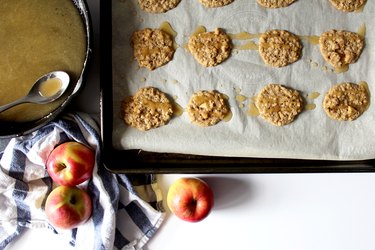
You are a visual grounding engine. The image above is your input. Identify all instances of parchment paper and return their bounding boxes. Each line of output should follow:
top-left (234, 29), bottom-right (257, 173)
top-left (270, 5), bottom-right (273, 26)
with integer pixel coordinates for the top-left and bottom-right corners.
top-left (111, 0), bottom-right (375, 160)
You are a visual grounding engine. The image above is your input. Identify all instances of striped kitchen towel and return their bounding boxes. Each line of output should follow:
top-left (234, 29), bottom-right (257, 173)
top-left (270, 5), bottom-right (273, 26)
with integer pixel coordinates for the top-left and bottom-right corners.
top-left (0, 112), bottom-right (165, 250)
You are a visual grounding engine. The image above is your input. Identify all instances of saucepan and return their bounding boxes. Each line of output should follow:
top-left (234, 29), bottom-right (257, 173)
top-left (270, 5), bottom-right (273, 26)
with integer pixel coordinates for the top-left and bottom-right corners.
top-left (0, 0), bottom-right (92, 138)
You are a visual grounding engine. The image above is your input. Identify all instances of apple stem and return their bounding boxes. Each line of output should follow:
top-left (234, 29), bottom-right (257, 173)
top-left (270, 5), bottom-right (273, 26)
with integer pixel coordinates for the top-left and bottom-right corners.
top-left (188, 200), bottom-right (197, 210)
top-left (56, 163), bottom-right (67, 172)
top-left (70, 195), bottom-right (77, 205)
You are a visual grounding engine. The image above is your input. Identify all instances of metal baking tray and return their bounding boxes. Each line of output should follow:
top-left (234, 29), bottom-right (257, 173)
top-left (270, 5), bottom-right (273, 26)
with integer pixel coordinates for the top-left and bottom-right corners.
top-left (100, 0), bottom-right (375, 173)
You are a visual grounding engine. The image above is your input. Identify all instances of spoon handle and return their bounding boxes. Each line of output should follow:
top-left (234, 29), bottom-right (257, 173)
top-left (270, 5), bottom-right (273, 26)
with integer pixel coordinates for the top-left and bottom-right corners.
top-left (0, 98), bottom-right (27, 113)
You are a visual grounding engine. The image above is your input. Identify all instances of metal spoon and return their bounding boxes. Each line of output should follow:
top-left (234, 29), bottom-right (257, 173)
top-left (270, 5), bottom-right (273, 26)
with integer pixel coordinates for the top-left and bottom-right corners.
top-left (0, 71), bottom-right (70, 113)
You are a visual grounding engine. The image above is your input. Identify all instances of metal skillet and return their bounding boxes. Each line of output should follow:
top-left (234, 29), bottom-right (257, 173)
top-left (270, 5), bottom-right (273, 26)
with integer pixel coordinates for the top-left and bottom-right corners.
top-left (0, 0), bottom-right (92, 138)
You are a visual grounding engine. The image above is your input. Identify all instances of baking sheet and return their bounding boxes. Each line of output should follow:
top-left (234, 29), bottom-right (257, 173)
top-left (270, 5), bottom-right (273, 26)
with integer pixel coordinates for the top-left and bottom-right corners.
top-left (111, 0), bottom-right (375, 161)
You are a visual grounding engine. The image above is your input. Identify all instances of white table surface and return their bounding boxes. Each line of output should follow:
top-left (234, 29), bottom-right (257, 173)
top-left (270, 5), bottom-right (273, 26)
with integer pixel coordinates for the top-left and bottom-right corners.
top-left (8, 173), bottom-right (375, 250)
top-left (6, 1), bottom-right (375, 250)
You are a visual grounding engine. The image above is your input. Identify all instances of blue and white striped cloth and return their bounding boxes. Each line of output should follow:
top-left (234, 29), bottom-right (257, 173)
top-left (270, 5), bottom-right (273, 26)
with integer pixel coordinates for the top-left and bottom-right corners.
top-left (0, 113), bottom-right (165, 250)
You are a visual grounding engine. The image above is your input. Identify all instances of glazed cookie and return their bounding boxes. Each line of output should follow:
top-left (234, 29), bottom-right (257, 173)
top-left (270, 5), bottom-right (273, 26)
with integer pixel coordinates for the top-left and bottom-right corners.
top-left (137, 0), bottom-right (181, 13)
top-left (259, 29), bottom-right (302, 67)
top-left (131, 28), bottom-right (175, 70)
top-left (122, 87), bottom-right (173, 131)
top-left (257, 0), bottom-right (297, 8)
top-left (187, 90), bottom-right (230, 126)
top-left (199, 0), bottom-right (234, 8)
top-left (188, 28), bottom-right (232, 67)
top-left (323, 82), bottom-right (369, 121)
top-left (256, 84), bottom-right (304, 126)
top-left (319, 30), bottom-right (364, 68)
top-left (329, 0), bottom-right (366, 12)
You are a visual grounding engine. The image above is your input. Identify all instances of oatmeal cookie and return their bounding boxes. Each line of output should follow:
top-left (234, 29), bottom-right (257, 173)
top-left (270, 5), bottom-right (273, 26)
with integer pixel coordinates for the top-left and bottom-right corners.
top-left (137, 0), bottom-right (181, 13)
top-left (187, 90), bottom-right (230, 126)
top-left (188, 28), bottom-right (232, 67)
top-left (257, 0), bottom-right (297, 8)
top-left (199, 0), bottom-right (235, 8)
top-left (122, 87), bottom-right (173, 131)
top-left (131, 28), bottom-right (175, 70)
top-left (329, 0), bottom-right (366, 12)
top-left (259, 29), bottom-right (302, 67)
top-left (319, 30), bottom-right (364, 68)
top-left (256, 84), bottom-right (304, 126)
top-left (323, 82), bottom-right (369, 121)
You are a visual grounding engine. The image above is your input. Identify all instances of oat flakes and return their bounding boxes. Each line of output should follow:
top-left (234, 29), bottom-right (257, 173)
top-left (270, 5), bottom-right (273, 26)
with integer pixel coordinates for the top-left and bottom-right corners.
top-left (259, 29), bottom-right (303, 67)
top-left (319, 29), bottom-right (364, 68)
top-left (122, 87), bottom-right (173, 131)
top-left (323, 82), bottom-right (369, 121)
top-left (131, 28), bottom-right (175, 71)
top-left (137, 0), bottom-right (181, 13)
top-left (329, 0), bottom-right (366, 12)
top-left (188, 28), bottom-right (232, 67)
top-left (199, 0), bottom-right (235, 8)
top-left (256, 84), bottom-right (304, 126)
top-left (257, 0), bottom-right (297, 8)
top-left (187, 90), bottom-right (230, 126)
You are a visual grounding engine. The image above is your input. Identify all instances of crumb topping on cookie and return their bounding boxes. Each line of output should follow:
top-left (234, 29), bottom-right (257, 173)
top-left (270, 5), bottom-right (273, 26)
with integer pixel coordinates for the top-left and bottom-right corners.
top-left (319, 30), bottom-right (364, 68)
top-left (256, 84), bottom-right (304, 126)
top-left (257, 0), bottom-right (297, 8)
top-left (137, 0), bottom-right (181, 13)
top-left (323, 82), bottom-right (369, 121)
top-left (199, 0), bottom-right (235, 8)
top-left (259, 29), bottom-right (302, 67)
top-left (328, 0), bottom-right (366, 12)
top-left (187, 90), bottom-right (230, 126)
top-left (188, 28), bottom-right (232, 67)
top-left (122, 87), bottom-right (173, 131)
top-left (131, 28), bottom-right (175, 70)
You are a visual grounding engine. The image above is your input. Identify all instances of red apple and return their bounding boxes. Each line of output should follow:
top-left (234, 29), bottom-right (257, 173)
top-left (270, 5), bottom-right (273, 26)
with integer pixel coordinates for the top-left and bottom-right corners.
top-left (167, 177), bottom-right (214, 222)
top-left (45, 186), bottom-right (92, 230)
top-left (46, 141), bottom-right (95, 186)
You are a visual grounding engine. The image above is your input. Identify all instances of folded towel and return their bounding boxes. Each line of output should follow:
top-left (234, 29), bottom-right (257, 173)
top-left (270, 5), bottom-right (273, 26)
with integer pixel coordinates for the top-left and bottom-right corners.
top-left (0, 113), bottom-right (165, 250)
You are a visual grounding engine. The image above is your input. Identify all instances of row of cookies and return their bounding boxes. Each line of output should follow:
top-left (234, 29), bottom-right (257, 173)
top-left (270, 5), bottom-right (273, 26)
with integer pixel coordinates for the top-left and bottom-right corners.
top-left (121, 82), bottom-right (370, 131)
top-left (121, 87), bottom-right (229, 131)
top-left (250, 0), bottom-right (366, 11)
top-left (131, 26), bottom-right (365, 71)
top-left (136, 0), bottom-right (366, 13)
